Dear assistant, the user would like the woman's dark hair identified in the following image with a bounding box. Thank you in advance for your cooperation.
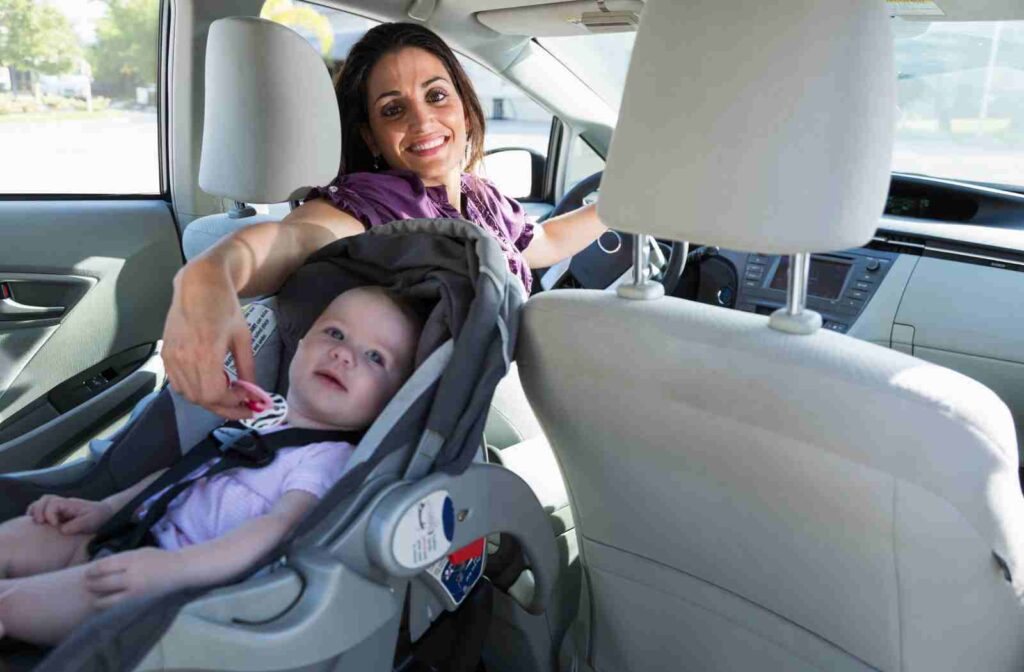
[334,23,487,175]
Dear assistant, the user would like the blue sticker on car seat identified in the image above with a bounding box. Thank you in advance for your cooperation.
[428,551,483,605]
[442,495,455,542]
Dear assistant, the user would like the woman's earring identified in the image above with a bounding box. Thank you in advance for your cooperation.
[373,154,381,170]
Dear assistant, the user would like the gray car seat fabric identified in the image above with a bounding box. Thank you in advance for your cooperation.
[517,1,1024,671]
[2,219,560,672]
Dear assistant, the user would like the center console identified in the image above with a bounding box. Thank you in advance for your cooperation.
[734,248,897,332]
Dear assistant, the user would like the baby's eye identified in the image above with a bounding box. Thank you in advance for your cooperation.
[426,88,448,104]
[367,350,386,367]
[325,327,344,341]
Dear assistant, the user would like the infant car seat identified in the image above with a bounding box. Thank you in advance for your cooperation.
[0,218,558,672]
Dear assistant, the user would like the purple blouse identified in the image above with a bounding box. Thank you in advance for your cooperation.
[307,170,535,292]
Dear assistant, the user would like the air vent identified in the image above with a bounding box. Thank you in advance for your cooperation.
[869,234,926,255]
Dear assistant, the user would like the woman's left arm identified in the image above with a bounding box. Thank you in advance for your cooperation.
[523,203,607,269]
[85,491,317,607]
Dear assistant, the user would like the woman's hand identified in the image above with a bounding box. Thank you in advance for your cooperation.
[162,259,257,420]
[27,495,113,535]
[85,548,190,609]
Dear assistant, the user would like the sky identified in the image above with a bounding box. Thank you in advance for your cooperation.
[42,0,106,44]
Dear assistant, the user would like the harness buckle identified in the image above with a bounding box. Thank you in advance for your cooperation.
[213,427,275,467]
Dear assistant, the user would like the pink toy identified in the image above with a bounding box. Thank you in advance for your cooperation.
[223,372,274,412]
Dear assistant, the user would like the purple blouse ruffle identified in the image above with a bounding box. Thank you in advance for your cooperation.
[306,170,535,292]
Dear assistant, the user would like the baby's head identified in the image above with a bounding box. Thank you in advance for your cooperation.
[285,286,422,431]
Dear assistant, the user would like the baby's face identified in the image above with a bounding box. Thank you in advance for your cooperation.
[286,289,418,430]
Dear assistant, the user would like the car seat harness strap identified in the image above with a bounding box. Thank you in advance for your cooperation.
[87,424,363,558]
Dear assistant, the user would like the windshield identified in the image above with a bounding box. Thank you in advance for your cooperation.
[895,19,1024,188]
[537,32,636,110]
[542,20,1024,189]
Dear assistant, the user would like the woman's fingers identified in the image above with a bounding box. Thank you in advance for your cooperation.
[229,326,256,387]
[209,392,257,421]
[162,305,259,418]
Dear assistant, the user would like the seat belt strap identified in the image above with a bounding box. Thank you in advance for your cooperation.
[88,424,362,557]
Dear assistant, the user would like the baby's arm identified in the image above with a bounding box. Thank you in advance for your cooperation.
[178,490,317,585]
[85,490,317,607]
[101,468,167,513]
[27,469,167,534]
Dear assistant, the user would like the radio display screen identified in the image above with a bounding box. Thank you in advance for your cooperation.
[769,256,850,300]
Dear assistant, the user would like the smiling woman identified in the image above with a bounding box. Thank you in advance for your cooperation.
[161,20,607,417]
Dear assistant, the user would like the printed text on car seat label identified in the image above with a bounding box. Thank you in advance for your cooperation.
[224,303,277,378]
[393,490,454,569]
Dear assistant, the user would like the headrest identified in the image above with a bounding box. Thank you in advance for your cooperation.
[199,17,341,203]
[598,0,895,254]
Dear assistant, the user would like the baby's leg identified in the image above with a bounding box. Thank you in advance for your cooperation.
[0,564,97,646]
[0,515,93,579]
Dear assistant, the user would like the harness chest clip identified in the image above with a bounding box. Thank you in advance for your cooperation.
[214,427,275,467]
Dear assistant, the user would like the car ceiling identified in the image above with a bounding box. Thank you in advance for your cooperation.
[323,0,1024,33]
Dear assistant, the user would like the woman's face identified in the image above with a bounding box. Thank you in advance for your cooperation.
[362,47,469,186]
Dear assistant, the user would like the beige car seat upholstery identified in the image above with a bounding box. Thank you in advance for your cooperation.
[517,1,1024,671]
[183,15,340,260]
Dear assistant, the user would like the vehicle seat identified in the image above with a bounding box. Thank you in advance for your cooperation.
[180,8,341,261]
[517,1,1024,671]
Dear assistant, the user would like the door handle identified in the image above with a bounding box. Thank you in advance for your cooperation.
[0,283,65,321]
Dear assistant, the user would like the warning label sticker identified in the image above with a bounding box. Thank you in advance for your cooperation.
[393,490,454,570]
[426,549,484,606]
[887,1,944,16]
[224,303,277,377]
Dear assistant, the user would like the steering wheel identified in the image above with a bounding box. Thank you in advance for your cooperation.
[543,170,687,294]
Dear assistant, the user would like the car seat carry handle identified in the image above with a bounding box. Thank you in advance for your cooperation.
[366,463,557,615]
[132,549,405,672]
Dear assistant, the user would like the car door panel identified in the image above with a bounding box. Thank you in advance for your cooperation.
[0,200,181,471]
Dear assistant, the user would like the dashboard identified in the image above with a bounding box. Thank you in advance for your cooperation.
[721,248,897,334]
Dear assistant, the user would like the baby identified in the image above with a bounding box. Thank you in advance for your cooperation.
[0,286,421,646]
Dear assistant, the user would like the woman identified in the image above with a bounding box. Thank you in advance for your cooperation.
[163,23,605,419]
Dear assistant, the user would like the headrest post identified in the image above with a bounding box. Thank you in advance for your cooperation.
[616,234,664,301]
[229,200,257,219]
[768,252,821,335]
[786,253,809,316]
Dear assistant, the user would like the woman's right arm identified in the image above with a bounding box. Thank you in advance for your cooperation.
[162,200,365,418]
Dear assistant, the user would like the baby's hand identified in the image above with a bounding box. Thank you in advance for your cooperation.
[26,495,113,535]
[85,548,187,609]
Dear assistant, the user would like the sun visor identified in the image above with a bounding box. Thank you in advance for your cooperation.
[476,0,643,37]
[597,0,895,254]
[199,17,340,204]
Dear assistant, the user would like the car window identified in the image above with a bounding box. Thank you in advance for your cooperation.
[894,19,1024,189]
[537,32,636,111]
[261,0,553,200]
[565,135,604,194]
[0,0,162,195]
